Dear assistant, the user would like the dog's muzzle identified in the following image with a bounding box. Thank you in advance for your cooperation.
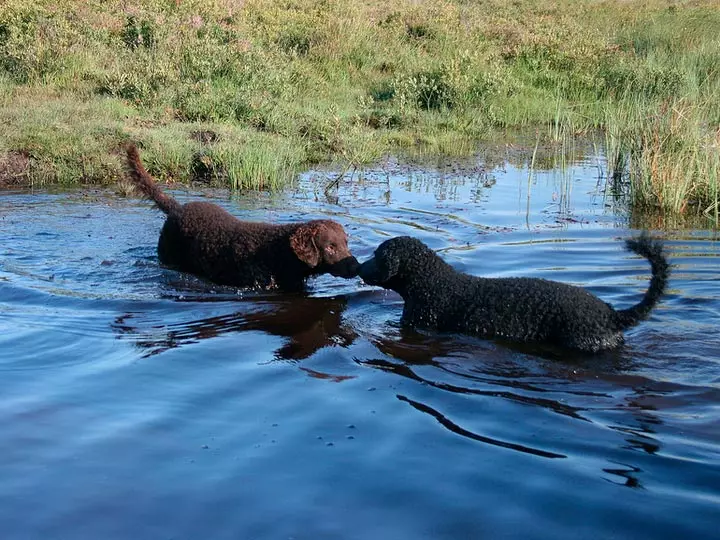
[328,256,360,278]
[357,257,382,285]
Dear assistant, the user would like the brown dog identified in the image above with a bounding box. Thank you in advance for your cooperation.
[124,144,359,291]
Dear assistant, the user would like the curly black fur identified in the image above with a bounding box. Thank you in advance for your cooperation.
[358,234,670,352]
[124,144,359,291]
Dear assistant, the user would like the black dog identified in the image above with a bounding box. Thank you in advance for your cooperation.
[125,144,359,291]
[358,235,669,352]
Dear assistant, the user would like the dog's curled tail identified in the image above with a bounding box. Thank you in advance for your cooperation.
[616,232,670,330]
[124,143,181,216]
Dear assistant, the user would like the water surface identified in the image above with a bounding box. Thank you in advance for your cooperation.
[1,154,719,539]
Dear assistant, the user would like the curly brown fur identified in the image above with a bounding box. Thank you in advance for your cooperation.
[358,234,669,353]
[124,144,359,291]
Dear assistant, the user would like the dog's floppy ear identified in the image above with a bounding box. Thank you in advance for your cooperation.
[290,224,321,267]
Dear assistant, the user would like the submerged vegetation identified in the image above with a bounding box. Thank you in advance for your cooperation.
[0,0,718,218]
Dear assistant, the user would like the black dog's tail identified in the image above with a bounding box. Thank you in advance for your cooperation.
[616,232,670,330]
[124,144,181,216]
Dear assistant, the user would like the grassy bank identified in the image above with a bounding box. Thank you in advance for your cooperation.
[0,0,718,218]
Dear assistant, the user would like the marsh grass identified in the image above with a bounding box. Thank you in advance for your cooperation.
[0,0,717,220]
[603,98,720,217]
[209,139,304,191]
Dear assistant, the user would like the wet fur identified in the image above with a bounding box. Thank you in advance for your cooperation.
[124,144,359,291]
[358,235,669,352]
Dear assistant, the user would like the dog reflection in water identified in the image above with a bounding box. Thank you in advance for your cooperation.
[113,295,356,363]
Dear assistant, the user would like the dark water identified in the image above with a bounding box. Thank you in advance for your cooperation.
[1,155,719,540]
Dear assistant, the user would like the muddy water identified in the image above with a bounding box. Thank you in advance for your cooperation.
[1,155,719,540]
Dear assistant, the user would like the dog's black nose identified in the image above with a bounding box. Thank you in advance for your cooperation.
[357,258,380,284]
[329,256,360,278]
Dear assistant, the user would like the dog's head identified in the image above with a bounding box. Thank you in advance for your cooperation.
[358,236,435,291]
[290,220,359,278]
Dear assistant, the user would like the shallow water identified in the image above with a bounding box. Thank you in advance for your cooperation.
[1,155,719,540]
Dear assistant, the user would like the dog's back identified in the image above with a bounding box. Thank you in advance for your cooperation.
[448,240,669,352]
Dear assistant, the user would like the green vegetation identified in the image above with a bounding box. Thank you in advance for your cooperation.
[0,0,718,219]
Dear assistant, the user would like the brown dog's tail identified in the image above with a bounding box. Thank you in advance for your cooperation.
[124,144,181,216]
[616,232,670,330]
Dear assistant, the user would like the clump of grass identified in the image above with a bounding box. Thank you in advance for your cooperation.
[605,100,719,218]
[187,136,305,190]
[121,15,156,50]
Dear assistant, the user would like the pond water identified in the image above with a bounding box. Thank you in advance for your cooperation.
[1,153,719,540]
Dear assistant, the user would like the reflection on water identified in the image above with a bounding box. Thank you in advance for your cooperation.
[1,152,719,540]
[113,295,356,361]
[396,394,567,459]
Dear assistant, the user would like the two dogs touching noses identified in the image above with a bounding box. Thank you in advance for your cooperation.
[125,144,670,353]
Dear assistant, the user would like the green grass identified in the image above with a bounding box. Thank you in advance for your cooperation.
[0,0,718,221]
